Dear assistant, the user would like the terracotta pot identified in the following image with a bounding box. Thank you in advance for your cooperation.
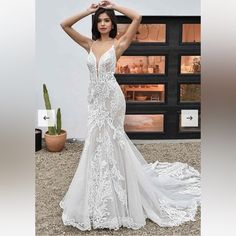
[44,129,67,152]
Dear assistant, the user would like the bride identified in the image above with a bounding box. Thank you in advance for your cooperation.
[59,0,201,231]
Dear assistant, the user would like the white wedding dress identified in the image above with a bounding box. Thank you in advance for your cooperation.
[59,41,201,231]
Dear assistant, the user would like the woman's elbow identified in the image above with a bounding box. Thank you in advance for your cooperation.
[60,22,69,29]
[60,22,65,29]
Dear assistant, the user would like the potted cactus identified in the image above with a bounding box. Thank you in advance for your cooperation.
[43,84,67,152]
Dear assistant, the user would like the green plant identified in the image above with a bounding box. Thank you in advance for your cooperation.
[43,84,62,135]
[56,108,61,134]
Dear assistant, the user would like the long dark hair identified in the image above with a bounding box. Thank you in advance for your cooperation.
[92,8,117,40]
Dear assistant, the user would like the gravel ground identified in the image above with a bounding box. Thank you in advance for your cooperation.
[36,140,201,236]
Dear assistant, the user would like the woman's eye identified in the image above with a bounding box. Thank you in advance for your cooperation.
[98,19,110,23]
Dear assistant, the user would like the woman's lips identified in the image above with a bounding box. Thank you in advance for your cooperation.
[100,28,107,30]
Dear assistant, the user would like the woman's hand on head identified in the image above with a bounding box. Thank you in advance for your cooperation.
[87,3,100,13]
[98,0,116,10]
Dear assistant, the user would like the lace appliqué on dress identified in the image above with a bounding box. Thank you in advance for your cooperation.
[158,198,198,227]
[87,128,128,227]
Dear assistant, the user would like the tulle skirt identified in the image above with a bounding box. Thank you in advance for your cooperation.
[59,125,201,231]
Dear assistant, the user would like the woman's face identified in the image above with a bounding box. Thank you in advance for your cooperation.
[97,12,113,35]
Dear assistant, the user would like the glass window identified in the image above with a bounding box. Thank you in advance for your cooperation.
[117,24,166,42]
[180,84,201,102]
[182,24,201,43]
[124,114,164,132]
[120,84,165,103]
[180,55,201,74]
[116,56,165,74]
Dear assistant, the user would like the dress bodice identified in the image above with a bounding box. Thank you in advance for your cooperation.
[87,44,117,83]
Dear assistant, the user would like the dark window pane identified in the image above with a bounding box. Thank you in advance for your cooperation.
[180,84,201,102]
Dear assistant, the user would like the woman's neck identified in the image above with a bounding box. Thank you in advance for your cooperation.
[99,35,113,42]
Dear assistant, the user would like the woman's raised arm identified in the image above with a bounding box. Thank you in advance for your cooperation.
[60,4,99,52]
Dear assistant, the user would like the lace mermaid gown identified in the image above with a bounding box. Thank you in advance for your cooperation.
[59,41,201,231]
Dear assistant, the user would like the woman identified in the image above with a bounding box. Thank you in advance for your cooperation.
[59,1,201,231]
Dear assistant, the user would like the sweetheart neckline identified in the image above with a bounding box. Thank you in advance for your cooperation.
[89,45,115,72]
